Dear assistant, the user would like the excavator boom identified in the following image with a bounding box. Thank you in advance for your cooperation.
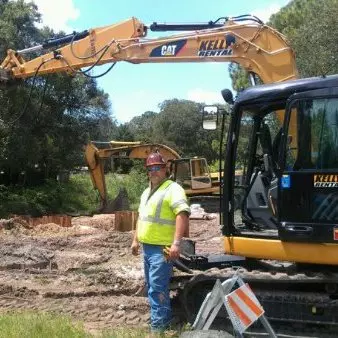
[0,16,297,84]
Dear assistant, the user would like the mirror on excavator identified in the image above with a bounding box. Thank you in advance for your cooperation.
[202,106,219,130]
[202,89,234,129]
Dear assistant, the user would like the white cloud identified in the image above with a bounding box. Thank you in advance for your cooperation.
[25,0,80,32]
[251,3,283,23]
[186,88,223,104]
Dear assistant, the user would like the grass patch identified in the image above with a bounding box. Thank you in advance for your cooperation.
[99,327,150,338]
[0,312,183,338]
[0,312,89,338]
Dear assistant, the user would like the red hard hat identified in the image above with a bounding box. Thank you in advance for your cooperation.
[146,152,166,167]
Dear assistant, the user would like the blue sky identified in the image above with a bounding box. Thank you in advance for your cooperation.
[28,0,290,123]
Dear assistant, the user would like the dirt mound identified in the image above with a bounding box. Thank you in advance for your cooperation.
[0,215,116,237]
[33,223,65,234]
[0,217,32,235]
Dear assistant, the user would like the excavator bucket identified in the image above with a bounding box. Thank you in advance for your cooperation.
[99,187,130,214]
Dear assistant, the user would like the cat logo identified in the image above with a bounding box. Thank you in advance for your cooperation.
[313,174,338,188]
[150,40,187,57]
[161,45,177,56]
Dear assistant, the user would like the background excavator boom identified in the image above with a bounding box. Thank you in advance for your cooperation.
[85,141,180,211]
[85,141,218,213]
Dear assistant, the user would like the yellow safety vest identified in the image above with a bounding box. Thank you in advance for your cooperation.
[137,179,190,246]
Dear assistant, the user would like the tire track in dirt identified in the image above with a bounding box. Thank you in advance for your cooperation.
[0,214,220,331]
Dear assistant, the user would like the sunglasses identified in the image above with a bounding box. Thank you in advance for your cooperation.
[147,165,164,172]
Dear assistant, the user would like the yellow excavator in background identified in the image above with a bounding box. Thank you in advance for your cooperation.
[5,14,337,326]
[85,140,219,212]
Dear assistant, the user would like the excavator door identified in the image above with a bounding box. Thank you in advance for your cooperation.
[278,87,338,243]
[190,158,212,190]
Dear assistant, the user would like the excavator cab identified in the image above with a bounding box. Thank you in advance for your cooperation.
[210,75,338,265]
[171,158,213,192]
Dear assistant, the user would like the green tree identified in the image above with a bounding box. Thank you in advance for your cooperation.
[269,0,338,77]
[228,0,338,89]
[153,99,218,162]
[0,1,116,185]
[115,123,135,141]
[0,0,41,55]
[228,63,251,92]
[128,111,157,142]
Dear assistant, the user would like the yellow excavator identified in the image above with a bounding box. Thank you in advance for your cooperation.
[3,14,338,327]
[85,140,219,212]
[0,15,296,83]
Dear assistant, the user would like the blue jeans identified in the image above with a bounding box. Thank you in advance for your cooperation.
[142,243,173,331]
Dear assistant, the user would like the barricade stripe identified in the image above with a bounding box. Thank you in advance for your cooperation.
[231,293,257,323]
[245,284,265,309]
[227,295,252,328]
[236,286,264,317]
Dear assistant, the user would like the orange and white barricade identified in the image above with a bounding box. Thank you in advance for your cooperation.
[224,283,264,334]
[192,274,276,337]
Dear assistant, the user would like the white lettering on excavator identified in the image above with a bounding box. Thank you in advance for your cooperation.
[161,45,177,56]
[198,49,233,57]
[314,182,338,188]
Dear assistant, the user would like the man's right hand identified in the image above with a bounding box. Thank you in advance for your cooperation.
[131,240,140,256]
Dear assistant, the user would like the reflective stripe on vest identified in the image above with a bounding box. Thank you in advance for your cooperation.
[171,199,188,210]
[139,180,175,226]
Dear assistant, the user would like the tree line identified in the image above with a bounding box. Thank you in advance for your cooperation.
[0,0,337,186]
[0,0,116,185]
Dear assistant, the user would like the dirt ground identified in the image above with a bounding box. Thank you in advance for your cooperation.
[0,212,221,333]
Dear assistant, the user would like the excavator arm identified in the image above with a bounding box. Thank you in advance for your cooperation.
[1,15,297,84]
[85,141,180,211]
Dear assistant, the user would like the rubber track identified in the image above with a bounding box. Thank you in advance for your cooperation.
[171,266,338,328]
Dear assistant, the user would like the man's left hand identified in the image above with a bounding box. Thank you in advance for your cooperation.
[168,243,180,260]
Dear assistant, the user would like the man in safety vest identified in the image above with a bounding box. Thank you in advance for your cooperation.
[131,152,190,333]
